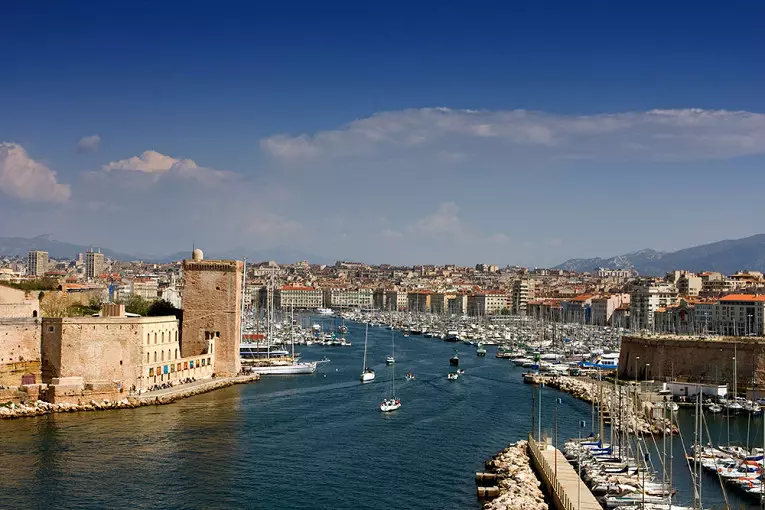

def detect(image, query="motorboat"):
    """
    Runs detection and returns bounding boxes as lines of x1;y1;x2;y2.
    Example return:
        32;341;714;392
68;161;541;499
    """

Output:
447;372;459;381
405;372;415;381
457;369;465;375
386;355;395;364
380;329;400;412
449;351;459;366
476;343;487;356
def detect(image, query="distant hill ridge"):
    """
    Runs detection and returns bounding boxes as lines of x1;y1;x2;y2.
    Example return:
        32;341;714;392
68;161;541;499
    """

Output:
554;234;765;276
0;235;328;265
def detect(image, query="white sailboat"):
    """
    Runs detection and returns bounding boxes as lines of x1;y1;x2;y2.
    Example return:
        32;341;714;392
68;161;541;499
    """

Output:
380;329;401;412
360;322;375;383
247;306;319;375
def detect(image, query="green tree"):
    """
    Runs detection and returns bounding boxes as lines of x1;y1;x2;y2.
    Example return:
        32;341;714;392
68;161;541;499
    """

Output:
121;295;150;316
147;299;182;320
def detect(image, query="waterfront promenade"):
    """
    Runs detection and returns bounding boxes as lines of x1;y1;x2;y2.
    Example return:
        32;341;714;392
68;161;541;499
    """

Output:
527;435;600;510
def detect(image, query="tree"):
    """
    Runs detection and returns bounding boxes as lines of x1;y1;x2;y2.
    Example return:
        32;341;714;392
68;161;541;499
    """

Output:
147;299;182;320
121;295;150;316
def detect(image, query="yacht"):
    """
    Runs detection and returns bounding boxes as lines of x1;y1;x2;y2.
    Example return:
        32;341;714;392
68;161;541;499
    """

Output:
380;329;401;412
360;322;375;383
386;355;395;364
476;343;487;357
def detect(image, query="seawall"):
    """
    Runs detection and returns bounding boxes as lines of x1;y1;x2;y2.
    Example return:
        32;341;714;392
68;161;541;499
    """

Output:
0;374;259;420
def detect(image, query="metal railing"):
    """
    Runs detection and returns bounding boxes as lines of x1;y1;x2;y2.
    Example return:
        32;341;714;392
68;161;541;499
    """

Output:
527;434;576;510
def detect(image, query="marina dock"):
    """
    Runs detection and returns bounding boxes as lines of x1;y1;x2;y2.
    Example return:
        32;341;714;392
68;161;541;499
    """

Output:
527;435;600;510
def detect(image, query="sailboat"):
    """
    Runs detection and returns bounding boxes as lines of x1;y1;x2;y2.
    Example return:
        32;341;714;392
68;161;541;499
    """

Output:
360;322;375;383
246;305;320;375
380;329;401;412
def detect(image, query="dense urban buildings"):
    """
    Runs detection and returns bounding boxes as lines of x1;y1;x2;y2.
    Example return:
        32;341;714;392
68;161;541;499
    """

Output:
85;250;106;280
27;250;48;277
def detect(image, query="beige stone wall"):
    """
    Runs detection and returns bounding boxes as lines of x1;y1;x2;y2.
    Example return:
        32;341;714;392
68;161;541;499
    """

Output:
0;286;40;318
41;316;178;391
181;260;243;377
619;334;765;389
0;318;42;385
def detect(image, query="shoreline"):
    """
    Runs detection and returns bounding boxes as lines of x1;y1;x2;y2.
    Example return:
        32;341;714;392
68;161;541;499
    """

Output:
0;374;260;420
478;440;548;510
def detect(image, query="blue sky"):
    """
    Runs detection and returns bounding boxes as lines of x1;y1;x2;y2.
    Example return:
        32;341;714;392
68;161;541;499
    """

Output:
1;1;764;266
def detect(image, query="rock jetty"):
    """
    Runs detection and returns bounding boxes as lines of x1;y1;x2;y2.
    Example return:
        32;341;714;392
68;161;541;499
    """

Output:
526;374;677;436
0;374;259;420
479;440;548;510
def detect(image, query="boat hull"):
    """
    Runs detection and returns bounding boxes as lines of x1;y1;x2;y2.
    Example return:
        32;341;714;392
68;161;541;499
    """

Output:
360;371;376;383
247;363;317;375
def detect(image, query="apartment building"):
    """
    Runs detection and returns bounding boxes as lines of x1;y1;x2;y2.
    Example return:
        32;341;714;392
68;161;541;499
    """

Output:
130;278;159;301
714;294;765;336
511;278;536;316
27;250;49;277
323;288;373;308
85;250;106;280
629;281;679;329
467;291;508;316
430;293;468;315
407;291;431;313
277;286;323;309
590;294;630;326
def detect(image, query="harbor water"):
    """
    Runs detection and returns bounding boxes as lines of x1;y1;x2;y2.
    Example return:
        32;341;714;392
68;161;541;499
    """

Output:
0;319;753;508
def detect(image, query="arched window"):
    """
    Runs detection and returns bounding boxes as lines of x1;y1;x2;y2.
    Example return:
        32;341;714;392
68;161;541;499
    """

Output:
147;352;150;363
154;333;157;344
161;351;165;361
175;349;178;359
162;332;165;343
147;333;150;345
32;310;38;318
154;351;157;362
175;331;178;342
167;349;171;360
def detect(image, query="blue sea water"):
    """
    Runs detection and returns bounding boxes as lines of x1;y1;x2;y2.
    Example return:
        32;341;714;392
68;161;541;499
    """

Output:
0;320;753;509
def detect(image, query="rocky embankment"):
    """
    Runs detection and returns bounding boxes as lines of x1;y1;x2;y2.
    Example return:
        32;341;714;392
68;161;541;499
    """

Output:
479;440;548;510
0;374;259;420
526;374;677;436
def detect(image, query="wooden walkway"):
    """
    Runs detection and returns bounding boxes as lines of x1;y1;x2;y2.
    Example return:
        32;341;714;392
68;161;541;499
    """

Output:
528;436;601;510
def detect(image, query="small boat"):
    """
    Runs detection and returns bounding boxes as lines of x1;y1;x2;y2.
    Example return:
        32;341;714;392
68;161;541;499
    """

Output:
380;329;401;412
457;369;465;375
360;323;375;383
380;397;401;412
447;372;459;381
386;355;395;364
476;343;487;357
449;350;459;366
708;403;723;413
405;372;415;381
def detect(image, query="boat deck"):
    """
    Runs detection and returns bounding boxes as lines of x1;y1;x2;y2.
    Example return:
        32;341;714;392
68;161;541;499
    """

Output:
528;436;601;510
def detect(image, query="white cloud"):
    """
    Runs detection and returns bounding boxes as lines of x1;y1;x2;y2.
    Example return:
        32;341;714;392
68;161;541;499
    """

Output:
489;233;510;244
102;150;232;182
0;143;71;203
76;134;101;153
261;107;765;162
407;202;467;238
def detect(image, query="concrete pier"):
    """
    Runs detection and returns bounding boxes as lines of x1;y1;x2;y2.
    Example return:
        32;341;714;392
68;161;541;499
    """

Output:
527;435;600;510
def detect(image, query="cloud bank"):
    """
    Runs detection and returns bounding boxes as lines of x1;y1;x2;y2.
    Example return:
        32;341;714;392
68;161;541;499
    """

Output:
261;107;765;162
0;143;71;203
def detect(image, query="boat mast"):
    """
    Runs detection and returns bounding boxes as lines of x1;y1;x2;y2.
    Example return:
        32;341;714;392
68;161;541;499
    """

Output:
391;328;396;397
362;322;369;371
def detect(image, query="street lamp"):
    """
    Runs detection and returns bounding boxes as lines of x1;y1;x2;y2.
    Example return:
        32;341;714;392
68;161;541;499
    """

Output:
578;419;586;510
555;397;562;480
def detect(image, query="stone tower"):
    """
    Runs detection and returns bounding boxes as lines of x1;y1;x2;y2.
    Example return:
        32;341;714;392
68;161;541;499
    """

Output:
181;249;243;377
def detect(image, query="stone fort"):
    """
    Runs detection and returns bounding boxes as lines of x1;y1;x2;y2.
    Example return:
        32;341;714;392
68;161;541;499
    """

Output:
619;334;765;389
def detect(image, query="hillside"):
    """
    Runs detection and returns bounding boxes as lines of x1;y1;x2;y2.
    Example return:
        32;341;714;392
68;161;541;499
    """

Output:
554;234;765;276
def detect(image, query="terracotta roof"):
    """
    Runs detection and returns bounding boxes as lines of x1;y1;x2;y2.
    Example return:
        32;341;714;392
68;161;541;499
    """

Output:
719;294;765;302
281;285;315;291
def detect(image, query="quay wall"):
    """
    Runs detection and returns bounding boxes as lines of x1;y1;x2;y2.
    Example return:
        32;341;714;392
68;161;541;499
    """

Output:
0;318;42;386
619;334;765;389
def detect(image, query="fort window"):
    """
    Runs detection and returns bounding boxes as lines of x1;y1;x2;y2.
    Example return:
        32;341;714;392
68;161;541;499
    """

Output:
162;332;165;343
154;333;157;344
147;333;150;345
161;351;165;361
120;360;123;366
32;310;38;317
175;349;178;359
147;353;150;363
154;352;157;362
175;331;178;342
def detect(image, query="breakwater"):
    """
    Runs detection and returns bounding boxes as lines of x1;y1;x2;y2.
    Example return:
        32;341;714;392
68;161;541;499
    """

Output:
525;374;677;435
0;374;259;420
478;440;548;510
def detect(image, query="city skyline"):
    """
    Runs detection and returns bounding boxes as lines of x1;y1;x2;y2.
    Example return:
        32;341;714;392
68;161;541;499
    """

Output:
2;1;764;267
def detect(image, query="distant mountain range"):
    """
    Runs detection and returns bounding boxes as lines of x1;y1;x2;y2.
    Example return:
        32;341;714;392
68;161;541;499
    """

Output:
0;235;329;265
554;234;765;276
